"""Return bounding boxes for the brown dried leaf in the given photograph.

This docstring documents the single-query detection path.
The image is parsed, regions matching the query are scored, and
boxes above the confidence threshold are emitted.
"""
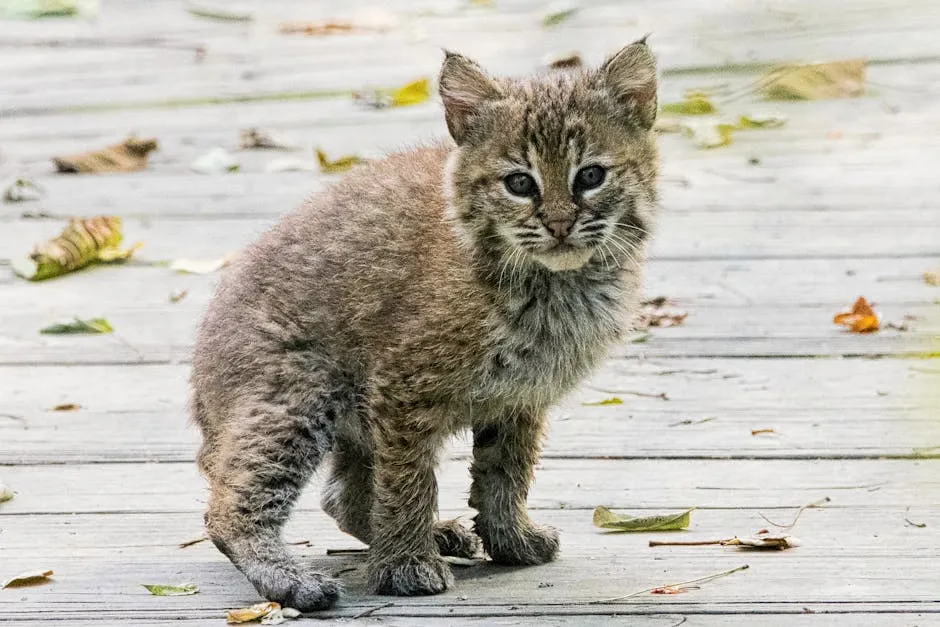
[637,297,688,329]
[759,60,865,101]
[53,137,158,174]
[833,296,879,333]
[924,269,940,287]
[2,570,54,588]
[721,535,800,550]
[51,403,81,412]
[227,601,281,624]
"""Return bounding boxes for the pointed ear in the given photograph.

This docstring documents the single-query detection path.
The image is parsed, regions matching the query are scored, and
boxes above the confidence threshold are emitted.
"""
[439,51,503,144]
[597,38,658,130]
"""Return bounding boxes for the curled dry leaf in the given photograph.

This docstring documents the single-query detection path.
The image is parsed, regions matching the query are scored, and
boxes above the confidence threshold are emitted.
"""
[0,481,13,503]
[593,506,694,532]
[239,129,297,151]
[651,585,698,595]
[191,148,240,174]
[3,178,43,203]
[759,59,865,100]
[52,403,81,411]
[142,583,199,596]
[53,137,158,174]
[317,148,365,174]
[14,216,140,281]
[279,21,354,36]
[722,535,801,550]
[833,296,879,333]
[170,254,236,274]
[39,318,113,335]
[2,570,54,589]
[261,607,301,625]
[227,601,282,624]
[582,397,623,407]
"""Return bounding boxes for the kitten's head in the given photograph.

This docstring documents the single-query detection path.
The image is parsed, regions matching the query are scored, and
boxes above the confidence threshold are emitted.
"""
[441,40,658,273]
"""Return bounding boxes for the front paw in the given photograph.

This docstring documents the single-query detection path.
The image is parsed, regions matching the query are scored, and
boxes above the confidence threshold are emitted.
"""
[435,519,483,559]
[369,554,455,596]
[478,522,560,566]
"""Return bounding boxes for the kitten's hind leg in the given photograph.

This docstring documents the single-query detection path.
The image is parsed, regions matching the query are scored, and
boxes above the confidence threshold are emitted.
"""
[322,443,482,559]
[202,392,343,611]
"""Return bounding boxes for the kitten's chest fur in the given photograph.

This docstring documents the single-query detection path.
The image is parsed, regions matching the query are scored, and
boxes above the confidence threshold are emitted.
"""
[470,266,633,405]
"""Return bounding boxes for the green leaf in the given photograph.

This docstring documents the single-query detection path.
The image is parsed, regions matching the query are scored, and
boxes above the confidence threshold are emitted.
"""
[736,113,787,129]
[316,148,365,174]
[142,583,199,596]
[542,6,577,26]
[593,506,694,532]
[39,318,113,335]
[582,397,623,406]
[661,95,716,115]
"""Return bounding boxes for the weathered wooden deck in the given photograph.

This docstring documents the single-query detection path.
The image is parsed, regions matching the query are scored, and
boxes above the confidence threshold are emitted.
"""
[2,0,939,624]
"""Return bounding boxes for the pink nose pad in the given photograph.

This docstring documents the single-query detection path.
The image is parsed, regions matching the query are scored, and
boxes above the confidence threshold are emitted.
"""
[545,219,574,239]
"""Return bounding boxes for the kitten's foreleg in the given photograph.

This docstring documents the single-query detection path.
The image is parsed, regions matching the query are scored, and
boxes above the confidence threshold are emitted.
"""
[367,407,454,596]
[469,409,560,565]
[202,397,341,611]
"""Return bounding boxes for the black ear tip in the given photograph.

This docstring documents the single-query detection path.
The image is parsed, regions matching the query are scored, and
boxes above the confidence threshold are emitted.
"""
[635,33,652,46]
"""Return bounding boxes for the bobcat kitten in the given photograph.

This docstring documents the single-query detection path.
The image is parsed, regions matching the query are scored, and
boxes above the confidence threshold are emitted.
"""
[192,40,659,610]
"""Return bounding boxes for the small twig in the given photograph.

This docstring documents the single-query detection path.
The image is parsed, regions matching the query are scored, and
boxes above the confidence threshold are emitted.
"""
[326,547,367,555]
[592,564,749,604]
[649,539,724,547]
[178,536,208,549]
[751,428,778,436]
[759,497,830,529]
[584,385,669,401]
[668,417,715,428]
[904,507,927,528]
[351,602,394,619]
[288,539,311,546]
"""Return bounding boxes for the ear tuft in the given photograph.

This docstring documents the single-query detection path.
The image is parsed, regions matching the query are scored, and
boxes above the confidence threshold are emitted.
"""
[439,52,502,144]
[597,39,658,130]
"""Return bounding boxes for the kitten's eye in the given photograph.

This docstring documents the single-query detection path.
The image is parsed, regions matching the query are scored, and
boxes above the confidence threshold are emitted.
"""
[574,165,606,191]
[504,173,538,197]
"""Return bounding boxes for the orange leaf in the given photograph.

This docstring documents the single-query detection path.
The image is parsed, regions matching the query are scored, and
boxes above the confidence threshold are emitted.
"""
[833,296,879,333]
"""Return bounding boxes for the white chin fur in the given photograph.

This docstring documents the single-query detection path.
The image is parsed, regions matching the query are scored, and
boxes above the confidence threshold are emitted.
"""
[533,248,594,272]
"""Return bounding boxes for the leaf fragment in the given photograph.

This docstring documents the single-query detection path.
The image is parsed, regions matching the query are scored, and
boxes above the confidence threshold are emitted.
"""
[39,317,113,335]
[722,535,801,550]
[227,601,282,624]
[13,217,140,281]
[661,94,716,116]
[191,148,240,174]
[354,78,430,109]
[239,129,297,151]
[833,296,879,333]
[51,403,81,411]
[593,506,694,532]
[3,178,43,203]
[2,570,53,588]
[142,583,199,596]
[0,481,13,503]
[542,4,578,26]
[681,120,735,149]
[279,21,354,36]
[924,269,940,287]
[53,137,158,174]
[169,289,189,304]
[737,113,787,129]
[582,397,623,407]
[316,148,365,174]
[170,254,236,275]
[758,59,865,101]
[0,0,98,19]
[751,427,777,436]
[186,2,253,21]
[637,298,688,328]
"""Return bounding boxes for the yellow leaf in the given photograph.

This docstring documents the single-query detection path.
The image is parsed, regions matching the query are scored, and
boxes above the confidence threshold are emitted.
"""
[661,95,716,115]
[142,583,199,596]
[226,601,281,624]
[390,78,430,107]
[593,506,694,532]
[736,113,787,129]
[316,148,365,174]
[0,482,13,503]
[758,59,865,101]
[13,217,140,281]
[924,269,940,286]
[53,137,158,173]
[2,570,53,588]
[582,397,623,406]
[39,317,113,335]
[833,296,879,333]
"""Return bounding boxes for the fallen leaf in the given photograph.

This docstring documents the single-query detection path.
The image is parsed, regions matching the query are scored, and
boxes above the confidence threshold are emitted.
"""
[0,482,13,503]
[227,601,282,624]
[260,607,301,625]
[661,94,717,115]
[722,535,801,550]
[833,296,879,333]
[279,21,354,36]
[924,269,940,287]
[239,129,296,151]
[651,585,697,595]
[53,137,158,174]
[13,216,140,281]
[758,59,865,100]
[51,403,81,411]
[170,254,236,274]
[169,289,189,303]
[582,397,623,406]
[0,0,98,18]
[39,317,113,335]
[186,2,252,21]
[2,178,43,203]
[142,583,199,596]
[316,148,365,174]
[680,120,735,149]
[593,506,694,532]
[637,298,688,328]
[737,113,787,129]
[2,570,54,588]
[354,78,431,109]
[751,428,777,436]
[544,51,582,69]
[542,4,578,26]
[191,148,240,174]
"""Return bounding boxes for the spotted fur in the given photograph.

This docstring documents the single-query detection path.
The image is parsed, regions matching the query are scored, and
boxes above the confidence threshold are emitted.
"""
[191,40,659,610]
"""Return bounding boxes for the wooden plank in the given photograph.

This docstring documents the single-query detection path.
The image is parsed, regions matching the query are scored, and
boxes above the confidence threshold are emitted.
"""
[3,458,937,515]
[2,358,938,463]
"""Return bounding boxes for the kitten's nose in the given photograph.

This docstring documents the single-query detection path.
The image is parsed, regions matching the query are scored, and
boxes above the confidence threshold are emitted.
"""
[544,218,574,239]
